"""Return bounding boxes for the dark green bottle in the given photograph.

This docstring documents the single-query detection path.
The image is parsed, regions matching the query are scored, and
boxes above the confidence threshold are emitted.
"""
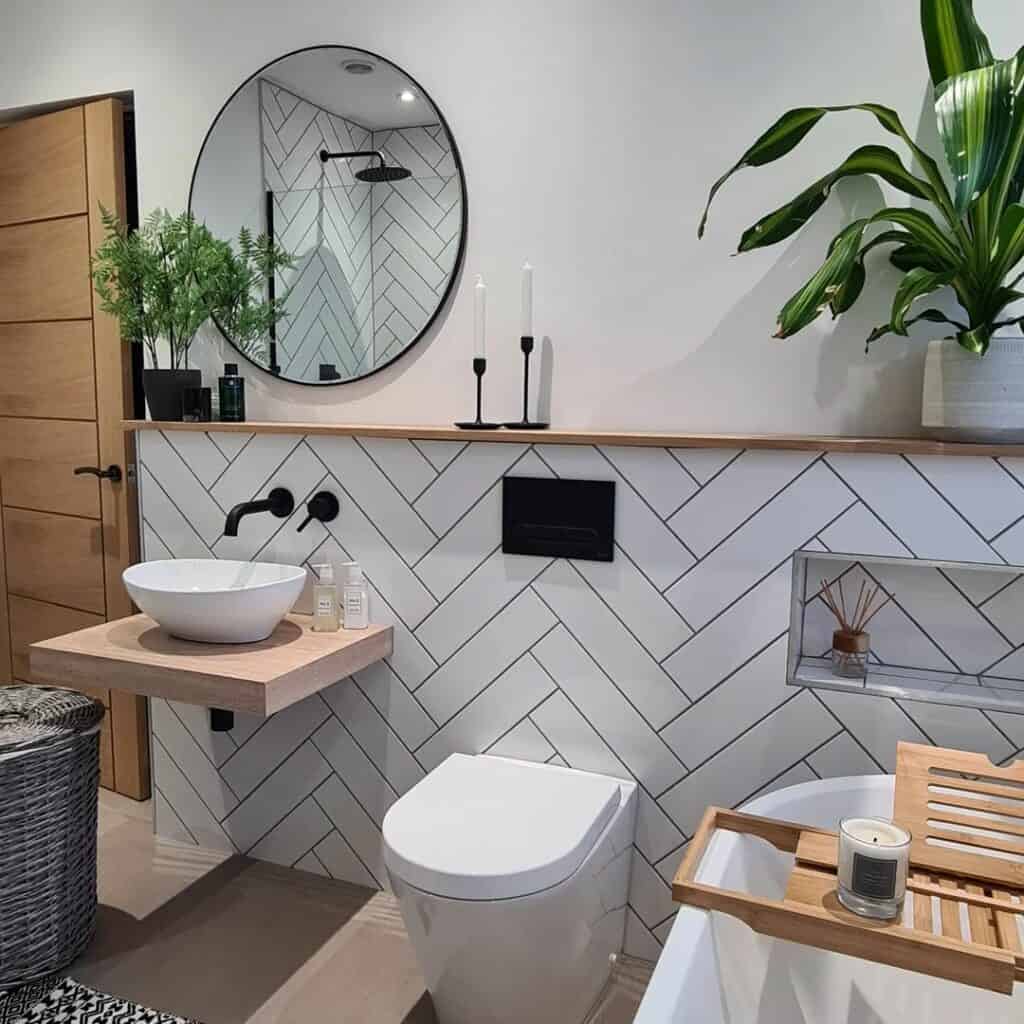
[219,363,246,422]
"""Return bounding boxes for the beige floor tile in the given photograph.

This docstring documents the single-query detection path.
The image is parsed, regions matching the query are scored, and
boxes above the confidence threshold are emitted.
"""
[75,810,649,1024]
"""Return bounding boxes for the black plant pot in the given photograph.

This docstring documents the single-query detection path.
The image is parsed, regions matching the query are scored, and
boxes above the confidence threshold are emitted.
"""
[143,368,202,422]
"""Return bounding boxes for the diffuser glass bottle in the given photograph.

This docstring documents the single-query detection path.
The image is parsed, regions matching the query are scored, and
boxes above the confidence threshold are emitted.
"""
[819,577,892,680]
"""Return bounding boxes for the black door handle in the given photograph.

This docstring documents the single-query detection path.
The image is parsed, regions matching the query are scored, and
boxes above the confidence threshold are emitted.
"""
[74,464,123,483]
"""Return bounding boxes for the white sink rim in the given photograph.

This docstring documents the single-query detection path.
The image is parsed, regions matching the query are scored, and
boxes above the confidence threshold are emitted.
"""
[123,559,306,595]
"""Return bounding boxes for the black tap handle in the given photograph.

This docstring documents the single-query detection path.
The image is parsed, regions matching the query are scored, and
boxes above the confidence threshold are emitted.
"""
[297,491,339,533]
[74,464,123,483]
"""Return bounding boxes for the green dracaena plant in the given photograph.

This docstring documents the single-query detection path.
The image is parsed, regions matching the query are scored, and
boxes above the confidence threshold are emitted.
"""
[699,0,1024,355]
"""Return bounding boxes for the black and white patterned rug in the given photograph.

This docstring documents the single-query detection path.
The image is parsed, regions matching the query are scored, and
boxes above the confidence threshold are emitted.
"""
[0,977,202,1024]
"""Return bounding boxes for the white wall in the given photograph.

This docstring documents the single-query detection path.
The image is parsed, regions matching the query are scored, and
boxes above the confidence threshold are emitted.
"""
[3,0,1018,433]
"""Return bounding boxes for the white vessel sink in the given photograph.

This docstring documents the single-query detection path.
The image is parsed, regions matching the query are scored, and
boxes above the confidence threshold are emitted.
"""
[123,559,307,643]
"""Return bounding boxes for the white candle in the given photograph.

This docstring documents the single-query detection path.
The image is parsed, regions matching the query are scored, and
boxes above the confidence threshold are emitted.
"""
[521,261,533,338]
[474,274,487,358]
[837,817,911,919]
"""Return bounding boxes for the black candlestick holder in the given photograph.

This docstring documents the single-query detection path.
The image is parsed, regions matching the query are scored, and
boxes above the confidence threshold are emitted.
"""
[504,336,549,429]
[455,357,501,429]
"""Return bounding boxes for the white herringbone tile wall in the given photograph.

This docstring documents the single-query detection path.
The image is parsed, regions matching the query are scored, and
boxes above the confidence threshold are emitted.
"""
[138,432,1024,959]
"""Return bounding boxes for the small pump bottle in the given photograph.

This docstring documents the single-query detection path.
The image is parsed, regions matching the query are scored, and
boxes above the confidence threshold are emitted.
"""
[311,563,340,632]
[341,562,369,630]
[219,363,246,422]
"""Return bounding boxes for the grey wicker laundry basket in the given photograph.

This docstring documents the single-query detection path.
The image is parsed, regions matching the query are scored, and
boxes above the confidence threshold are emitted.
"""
[0,685,105,990]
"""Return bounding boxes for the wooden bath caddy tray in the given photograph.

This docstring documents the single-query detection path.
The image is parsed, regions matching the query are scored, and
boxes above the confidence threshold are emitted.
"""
[672,743,1024,994]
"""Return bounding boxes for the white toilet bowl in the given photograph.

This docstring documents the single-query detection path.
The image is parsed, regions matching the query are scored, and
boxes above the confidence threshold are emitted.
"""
[382,754,637,1024]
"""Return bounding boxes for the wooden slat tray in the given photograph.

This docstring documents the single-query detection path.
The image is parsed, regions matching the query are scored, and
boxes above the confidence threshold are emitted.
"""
[672,741,1024,995]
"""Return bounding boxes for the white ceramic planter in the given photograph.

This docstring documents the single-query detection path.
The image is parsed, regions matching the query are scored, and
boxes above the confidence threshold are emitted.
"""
[922,336,1024,442]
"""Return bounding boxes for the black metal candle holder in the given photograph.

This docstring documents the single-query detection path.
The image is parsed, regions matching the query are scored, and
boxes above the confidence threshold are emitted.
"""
[455,357,501,429]
[504,336,549,429]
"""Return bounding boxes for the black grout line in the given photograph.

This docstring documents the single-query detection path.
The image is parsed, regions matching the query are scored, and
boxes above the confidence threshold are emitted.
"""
[660,453,833,594]
[901,454,1007,563]
[558,558,692,702]
[656,498,856,668]
[309,792,384,888]
[164,700,241,801]
[159,431,233,515]
[529,586,691,748]
[350,663,440,734]
[415,622,561,740]
[411,571,554,695]
[312,728,398,820]
[350,435,440,541]
[665,448,745,516]
[664,448,704,490]
[218,697,331,791]
[656,689,807,795]
[592,446,700,564]
[528,630,683,797]
[936,567,1018,649]
[152,735,236,843]
[655,631,788,735]
[141,464,216,558]
[153,783,199,846]
[205,429,256,478]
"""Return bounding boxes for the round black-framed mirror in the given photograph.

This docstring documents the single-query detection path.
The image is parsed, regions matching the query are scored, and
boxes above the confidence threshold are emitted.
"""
[188,45,468,385]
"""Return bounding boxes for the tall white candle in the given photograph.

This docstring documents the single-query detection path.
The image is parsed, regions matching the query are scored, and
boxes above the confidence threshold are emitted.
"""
[521,261,533,338]
[837,817,910,919]
[474,274,487,358]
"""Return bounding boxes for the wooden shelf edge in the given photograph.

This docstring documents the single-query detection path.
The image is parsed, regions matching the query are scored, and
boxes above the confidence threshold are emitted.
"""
[121,420,1024,457]
[29,614,394,716]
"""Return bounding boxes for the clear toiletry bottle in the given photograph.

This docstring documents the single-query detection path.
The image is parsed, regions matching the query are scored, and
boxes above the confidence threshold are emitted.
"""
[312,563,340,632]
[341,562,369,630]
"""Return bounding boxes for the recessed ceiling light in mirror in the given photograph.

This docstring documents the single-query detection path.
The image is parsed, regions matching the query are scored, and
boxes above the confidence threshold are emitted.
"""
[398,89,416,103]
[342,59,375,75]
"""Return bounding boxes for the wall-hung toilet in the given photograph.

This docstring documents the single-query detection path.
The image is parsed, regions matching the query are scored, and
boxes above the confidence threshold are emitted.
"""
[382,754,637,1024]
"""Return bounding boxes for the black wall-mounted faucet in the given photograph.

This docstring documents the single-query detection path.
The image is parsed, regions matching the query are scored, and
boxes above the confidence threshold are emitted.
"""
[224,487,294,537]
[297,491,340,533]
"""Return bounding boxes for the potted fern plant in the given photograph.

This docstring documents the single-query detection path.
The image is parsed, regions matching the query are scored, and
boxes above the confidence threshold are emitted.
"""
[92,209,292,420]
[700,1,1024,441]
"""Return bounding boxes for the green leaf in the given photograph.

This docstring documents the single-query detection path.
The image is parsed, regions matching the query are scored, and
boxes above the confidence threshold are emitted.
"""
[920,0,994,87]
[737,146,935,253]
[872,207,962,267]
[958,324,992,353]
[890,244,950,273]
[774,221,868,338]
[891,268,954,334]
[935,54,1022,213]
[993,203,1024,282]
[866,308,966,347]
[698,108,826,237]
[699,104,955,239]
[829,260,866,317]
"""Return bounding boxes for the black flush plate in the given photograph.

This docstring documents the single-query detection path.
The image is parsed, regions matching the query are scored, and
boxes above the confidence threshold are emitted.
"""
[502,476,615,561]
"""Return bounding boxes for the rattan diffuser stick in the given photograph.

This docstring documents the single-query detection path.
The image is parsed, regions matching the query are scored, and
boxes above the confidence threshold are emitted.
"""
[820,577,893,633]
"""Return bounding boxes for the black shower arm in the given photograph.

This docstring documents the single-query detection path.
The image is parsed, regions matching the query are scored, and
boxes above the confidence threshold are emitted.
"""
[318,148,385,167]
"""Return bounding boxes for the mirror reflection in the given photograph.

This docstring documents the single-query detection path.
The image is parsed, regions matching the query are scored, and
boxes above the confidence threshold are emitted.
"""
[189,46,467,384]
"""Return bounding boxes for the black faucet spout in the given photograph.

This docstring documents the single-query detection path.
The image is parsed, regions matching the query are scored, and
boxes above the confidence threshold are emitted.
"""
[224,487,295,537]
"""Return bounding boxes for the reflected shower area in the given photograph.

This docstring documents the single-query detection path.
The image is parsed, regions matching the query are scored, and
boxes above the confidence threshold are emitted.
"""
[260,79,461,382]
[188,47,466,385]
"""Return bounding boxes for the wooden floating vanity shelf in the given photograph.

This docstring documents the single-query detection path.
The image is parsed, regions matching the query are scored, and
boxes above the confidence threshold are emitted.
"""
[123,420,1024,457]
[30,614,393,716]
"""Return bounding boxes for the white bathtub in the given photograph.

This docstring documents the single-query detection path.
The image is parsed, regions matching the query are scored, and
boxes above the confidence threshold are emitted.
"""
[636,774,1022,1023]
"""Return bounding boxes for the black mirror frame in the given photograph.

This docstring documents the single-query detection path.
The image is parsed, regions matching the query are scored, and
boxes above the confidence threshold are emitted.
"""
[187,43,469,387]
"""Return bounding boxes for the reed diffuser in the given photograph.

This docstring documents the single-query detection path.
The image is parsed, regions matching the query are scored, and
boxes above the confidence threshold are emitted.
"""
[819,577,893,679]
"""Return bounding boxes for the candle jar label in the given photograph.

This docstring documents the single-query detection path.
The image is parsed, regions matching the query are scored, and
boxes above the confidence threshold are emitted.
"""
[851,853,897,901]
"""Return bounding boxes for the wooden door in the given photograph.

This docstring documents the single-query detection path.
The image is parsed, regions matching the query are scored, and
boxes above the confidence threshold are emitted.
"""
[0,100,149,798]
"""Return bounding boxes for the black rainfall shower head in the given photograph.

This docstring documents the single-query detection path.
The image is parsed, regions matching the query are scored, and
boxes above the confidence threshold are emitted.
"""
[356,164,411,183]
[319,148,411,183]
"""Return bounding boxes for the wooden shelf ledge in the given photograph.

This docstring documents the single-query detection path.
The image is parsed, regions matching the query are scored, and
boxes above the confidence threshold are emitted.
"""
[30,614,393,716]
[122,420,1024,457]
